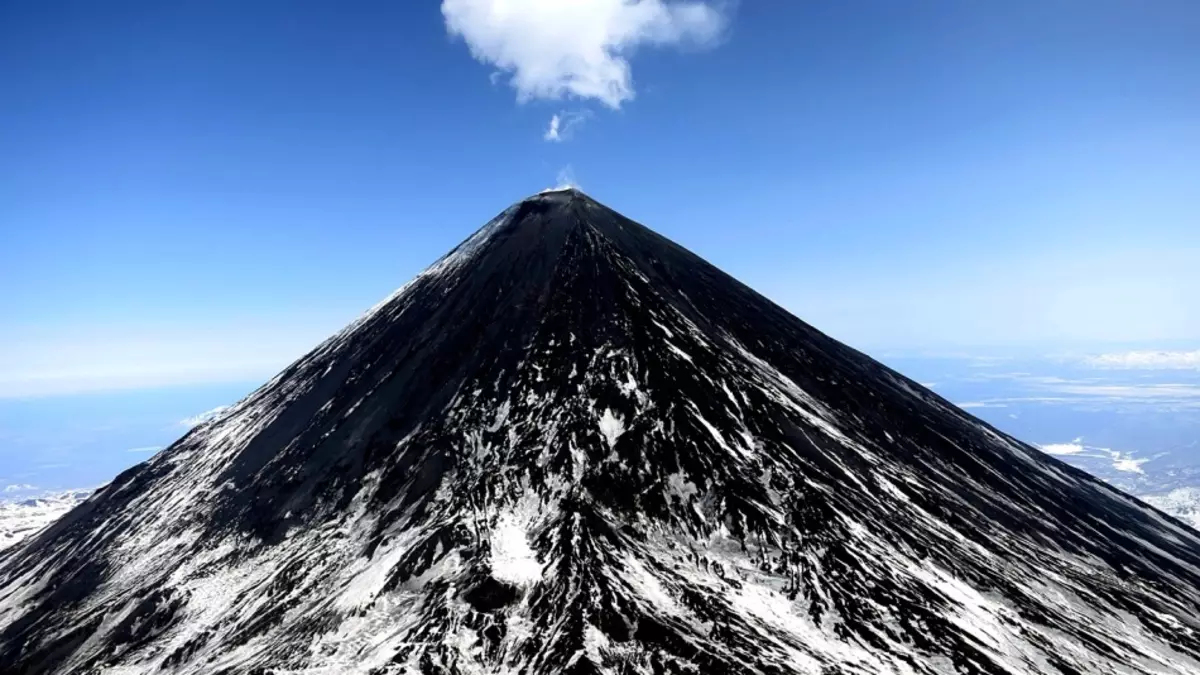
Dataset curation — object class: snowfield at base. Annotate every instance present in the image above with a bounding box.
[0,489,93,552]
[1143,488,1200,530]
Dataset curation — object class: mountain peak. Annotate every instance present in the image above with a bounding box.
[537,184,584,196]
[526,185,596,214]
[2,195,1199,674]
[530,185,603,211]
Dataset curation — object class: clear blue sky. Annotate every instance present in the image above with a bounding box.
[2,0,1198,398]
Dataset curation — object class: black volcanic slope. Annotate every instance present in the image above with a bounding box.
[2,189,1200,674]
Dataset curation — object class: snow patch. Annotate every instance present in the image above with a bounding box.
[622,554,684,616]
[491,512,543,586]
[598,408,625,449]
[666,342,693,363]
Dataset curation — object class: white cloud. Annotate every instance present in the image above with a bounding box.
[180,406,231,428]
[1052,383,1200,399]
[955,401,1008,409]
[126,446,164,454]
[1040,438,1084,455]
[1112,456,1148,474]
[1098,448,1151,474]
[544,109,592,142]
[544,114,561,140]
[1087,349,1200,370]
[442,0,728,108]
[3,484,36,493]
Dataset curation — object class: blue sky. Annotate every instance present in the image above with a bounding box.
[2,0,1198,398]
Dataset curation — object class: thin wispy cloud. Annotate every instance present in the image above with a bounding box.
[1052,383,1200,399]
[543,110,592,142]
[1039,438,1084,455]
[955,401,1008,409]
[545,114,561,141]
[554,165,580,190]
[126,446,164,454]
[3,484,37,493]
[442,0,729,109]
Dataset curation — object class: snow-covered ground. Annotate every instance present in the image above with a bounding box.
[0,489,93,552]
[3,478,1194,561]
[1142,488,1200,530]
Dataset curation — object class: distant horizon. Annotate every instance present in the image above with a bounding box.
[3,183,1197,399]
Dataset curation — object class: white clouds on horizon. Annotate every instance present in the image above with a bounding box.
[442,0,728,109]
[1052,383,1200,399]
[943,367,1200,412]
[955,401,1008,409]
[1087,349,1200,370]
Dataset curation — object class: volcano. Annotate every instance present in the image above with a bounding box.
[2,188,1199,674]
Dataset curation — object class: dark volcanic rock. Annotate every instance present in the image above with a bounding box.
[2,188,1200,674]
